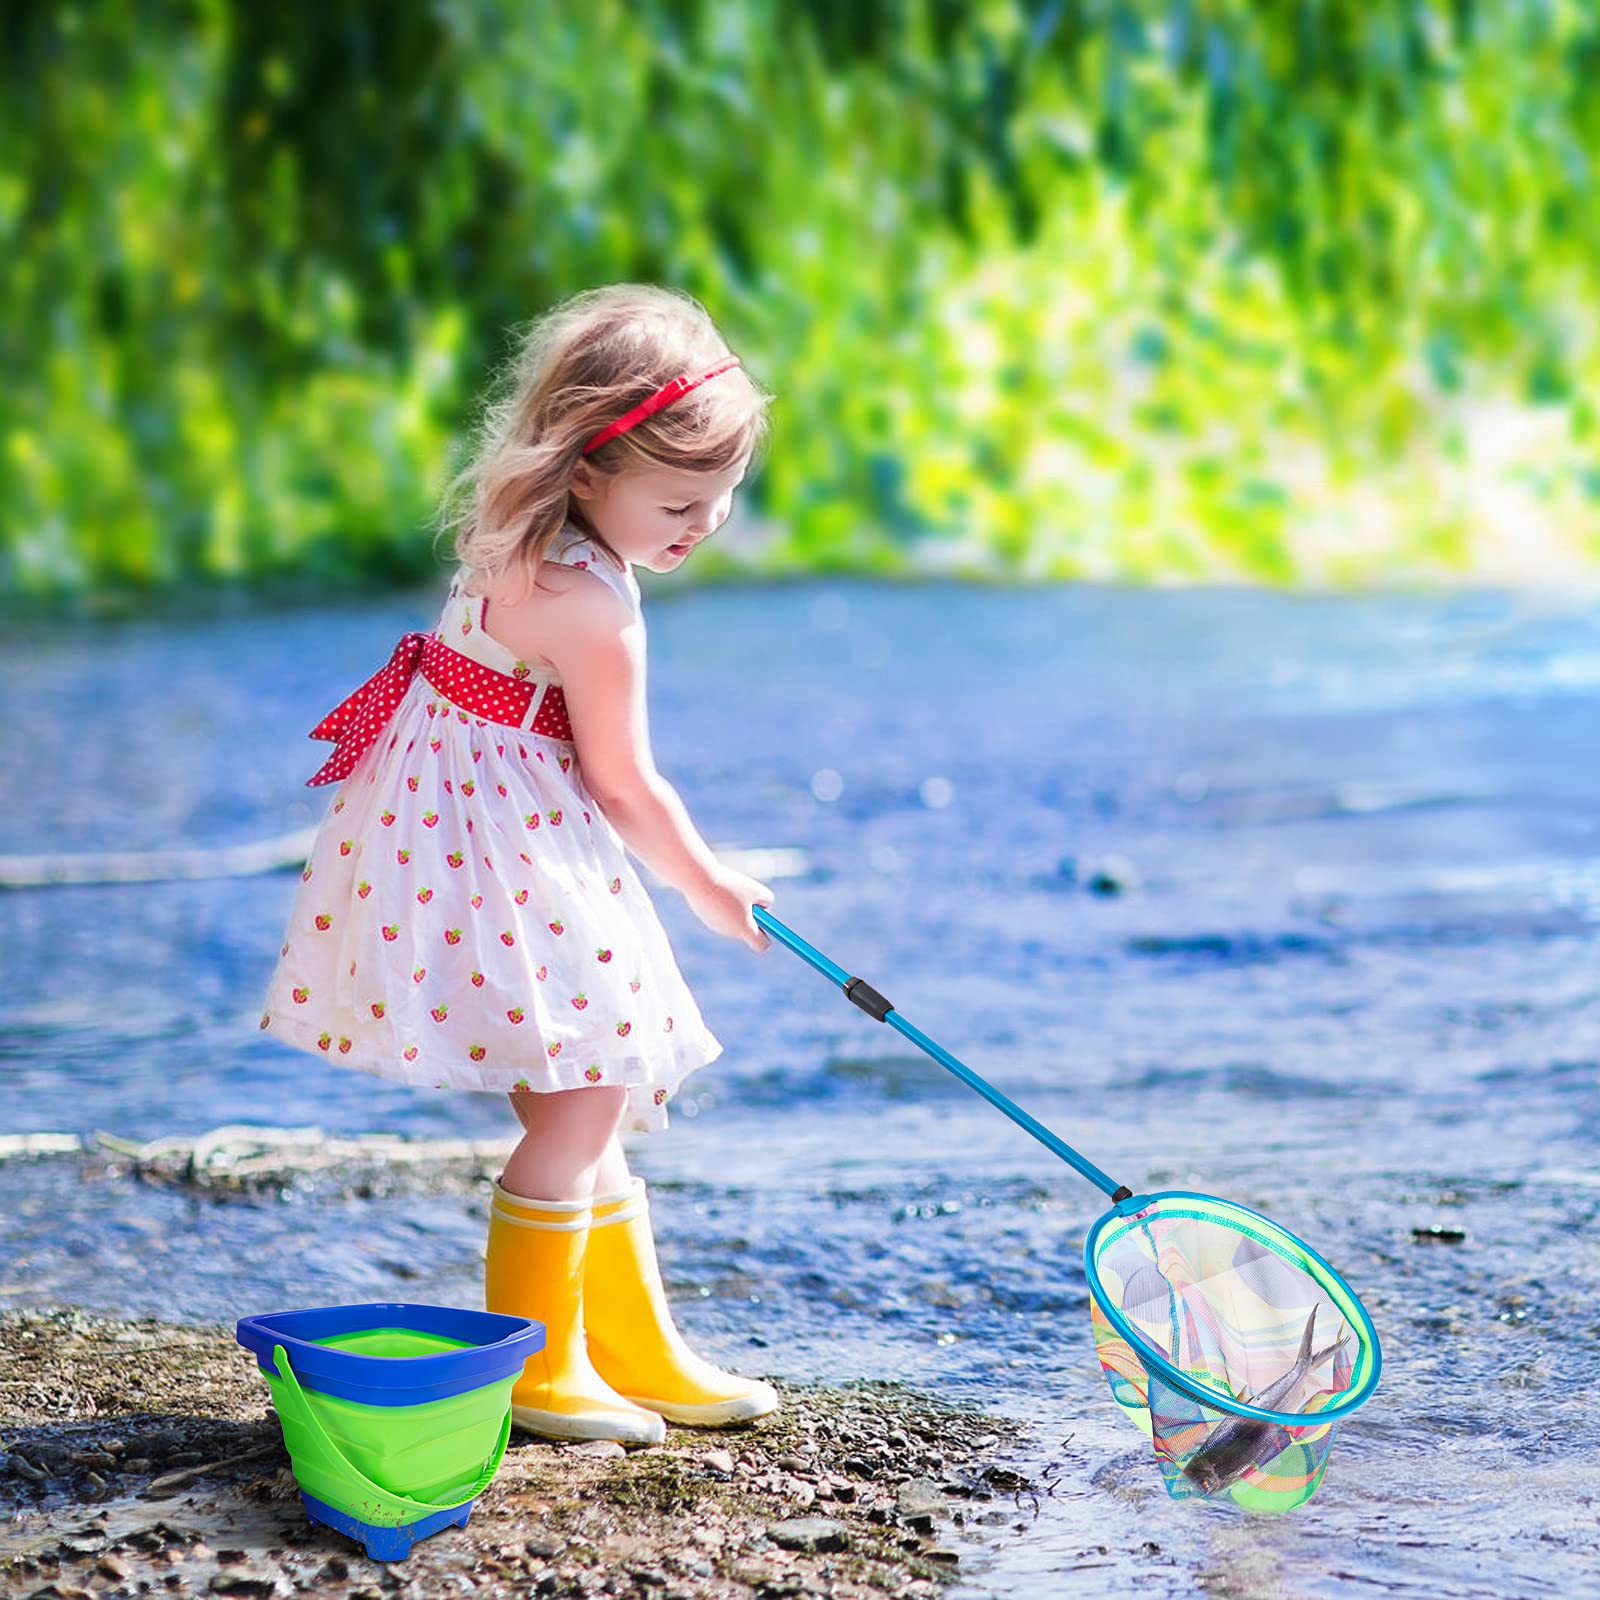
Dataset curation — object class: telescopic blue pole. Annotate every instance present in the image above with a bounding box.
[752,905,1130,1203]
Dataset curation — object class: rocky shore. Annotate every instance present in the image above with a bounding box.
[1,1309,1035,1599]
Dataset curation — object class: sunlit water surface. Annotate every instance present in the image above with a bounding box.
[3,578,1597,1597]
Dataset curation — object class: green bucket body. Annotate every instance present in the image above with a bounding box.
[261,1329,514,1524]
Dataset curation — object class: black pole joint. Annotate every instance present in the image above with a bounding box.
[1110,1185,1134,1204]
[843,977,893,1023]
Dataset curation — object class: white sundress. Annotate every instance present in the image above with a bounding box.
[257,525,724,1133]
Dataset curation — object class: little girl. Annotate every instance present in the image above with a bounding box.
[258,283,778,1445]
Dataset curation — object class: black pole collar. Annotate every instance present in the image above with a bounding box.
[843,977,893,1023]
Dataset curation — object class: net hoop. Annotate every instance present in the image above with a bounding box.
[1084,1189,1383,1427]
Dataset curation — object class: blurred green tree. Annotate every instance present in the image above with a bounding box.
[2,0,1596,605]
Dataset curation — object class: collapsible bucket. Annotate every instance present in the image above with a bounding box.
[236,1302,545,1560]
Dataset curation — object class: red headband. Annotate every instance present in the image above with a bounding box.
[579,356,742,456]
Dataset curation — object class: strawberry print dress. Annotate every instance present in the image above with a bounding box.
[257,524,724,1133]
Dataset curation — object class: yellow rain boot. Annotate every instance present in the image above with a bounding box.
[484,1179,666,1444]
[585,1177,780,1426]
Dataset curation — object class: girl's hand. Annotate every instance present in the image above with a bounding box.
[687,866,774,952]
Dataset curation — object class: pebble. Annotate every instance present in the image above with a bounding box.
[209,1571,278,1597]
[701,1449,735,1475]
[57,1534,109,1559]
[562,1439,625,1460]
[112,1524,189,1555]
[766,1517,848,1553]
[896,1472,940,1510]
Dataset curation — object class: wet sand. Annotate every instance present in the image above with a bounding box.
[1,1308,1035,1600]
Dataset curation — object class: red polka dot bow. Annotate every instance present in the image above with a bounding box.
[305,630,571,786]
[306,632,433,787]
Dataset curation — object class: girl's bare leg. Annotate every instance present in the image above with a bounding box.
[502,1085,628,1201]
[593,1132,632,1195]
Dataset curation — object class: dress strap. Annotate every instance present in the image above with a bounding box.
[547,526,640,612]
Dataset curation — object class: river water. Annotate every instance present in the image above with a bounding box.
[3,575,1597,1597]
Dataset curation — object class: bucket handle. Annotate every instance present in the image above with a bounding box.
[271,1343,512,1519]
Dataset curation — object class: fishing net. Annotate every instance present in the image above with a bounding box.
[1086,1192,1381,1512]
[750,905,1384,1513]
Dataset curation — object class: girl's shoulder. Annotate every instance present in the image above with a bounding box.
[476,527,632,599]
[473,527,638,675]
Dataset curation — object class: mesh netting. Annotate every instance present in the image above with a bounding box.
[1086,1193,1379,1512]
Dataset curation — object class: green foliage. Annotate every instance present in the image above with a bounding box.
[2,0,1597,603]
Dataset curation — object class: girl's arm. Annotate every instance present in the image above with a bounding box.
[494,570,723,899]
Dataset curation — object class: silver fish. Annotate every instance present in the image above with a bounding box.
[1180,1305,1350,1495]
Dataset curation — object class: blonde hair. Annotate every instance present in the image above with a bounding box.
[435,284,771,601]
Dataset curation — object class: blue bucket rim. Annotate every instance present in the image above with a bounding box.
[235,1301,545,1408]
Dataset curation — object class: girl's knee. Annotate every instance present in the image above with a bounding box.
[509,1083,627,1136]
